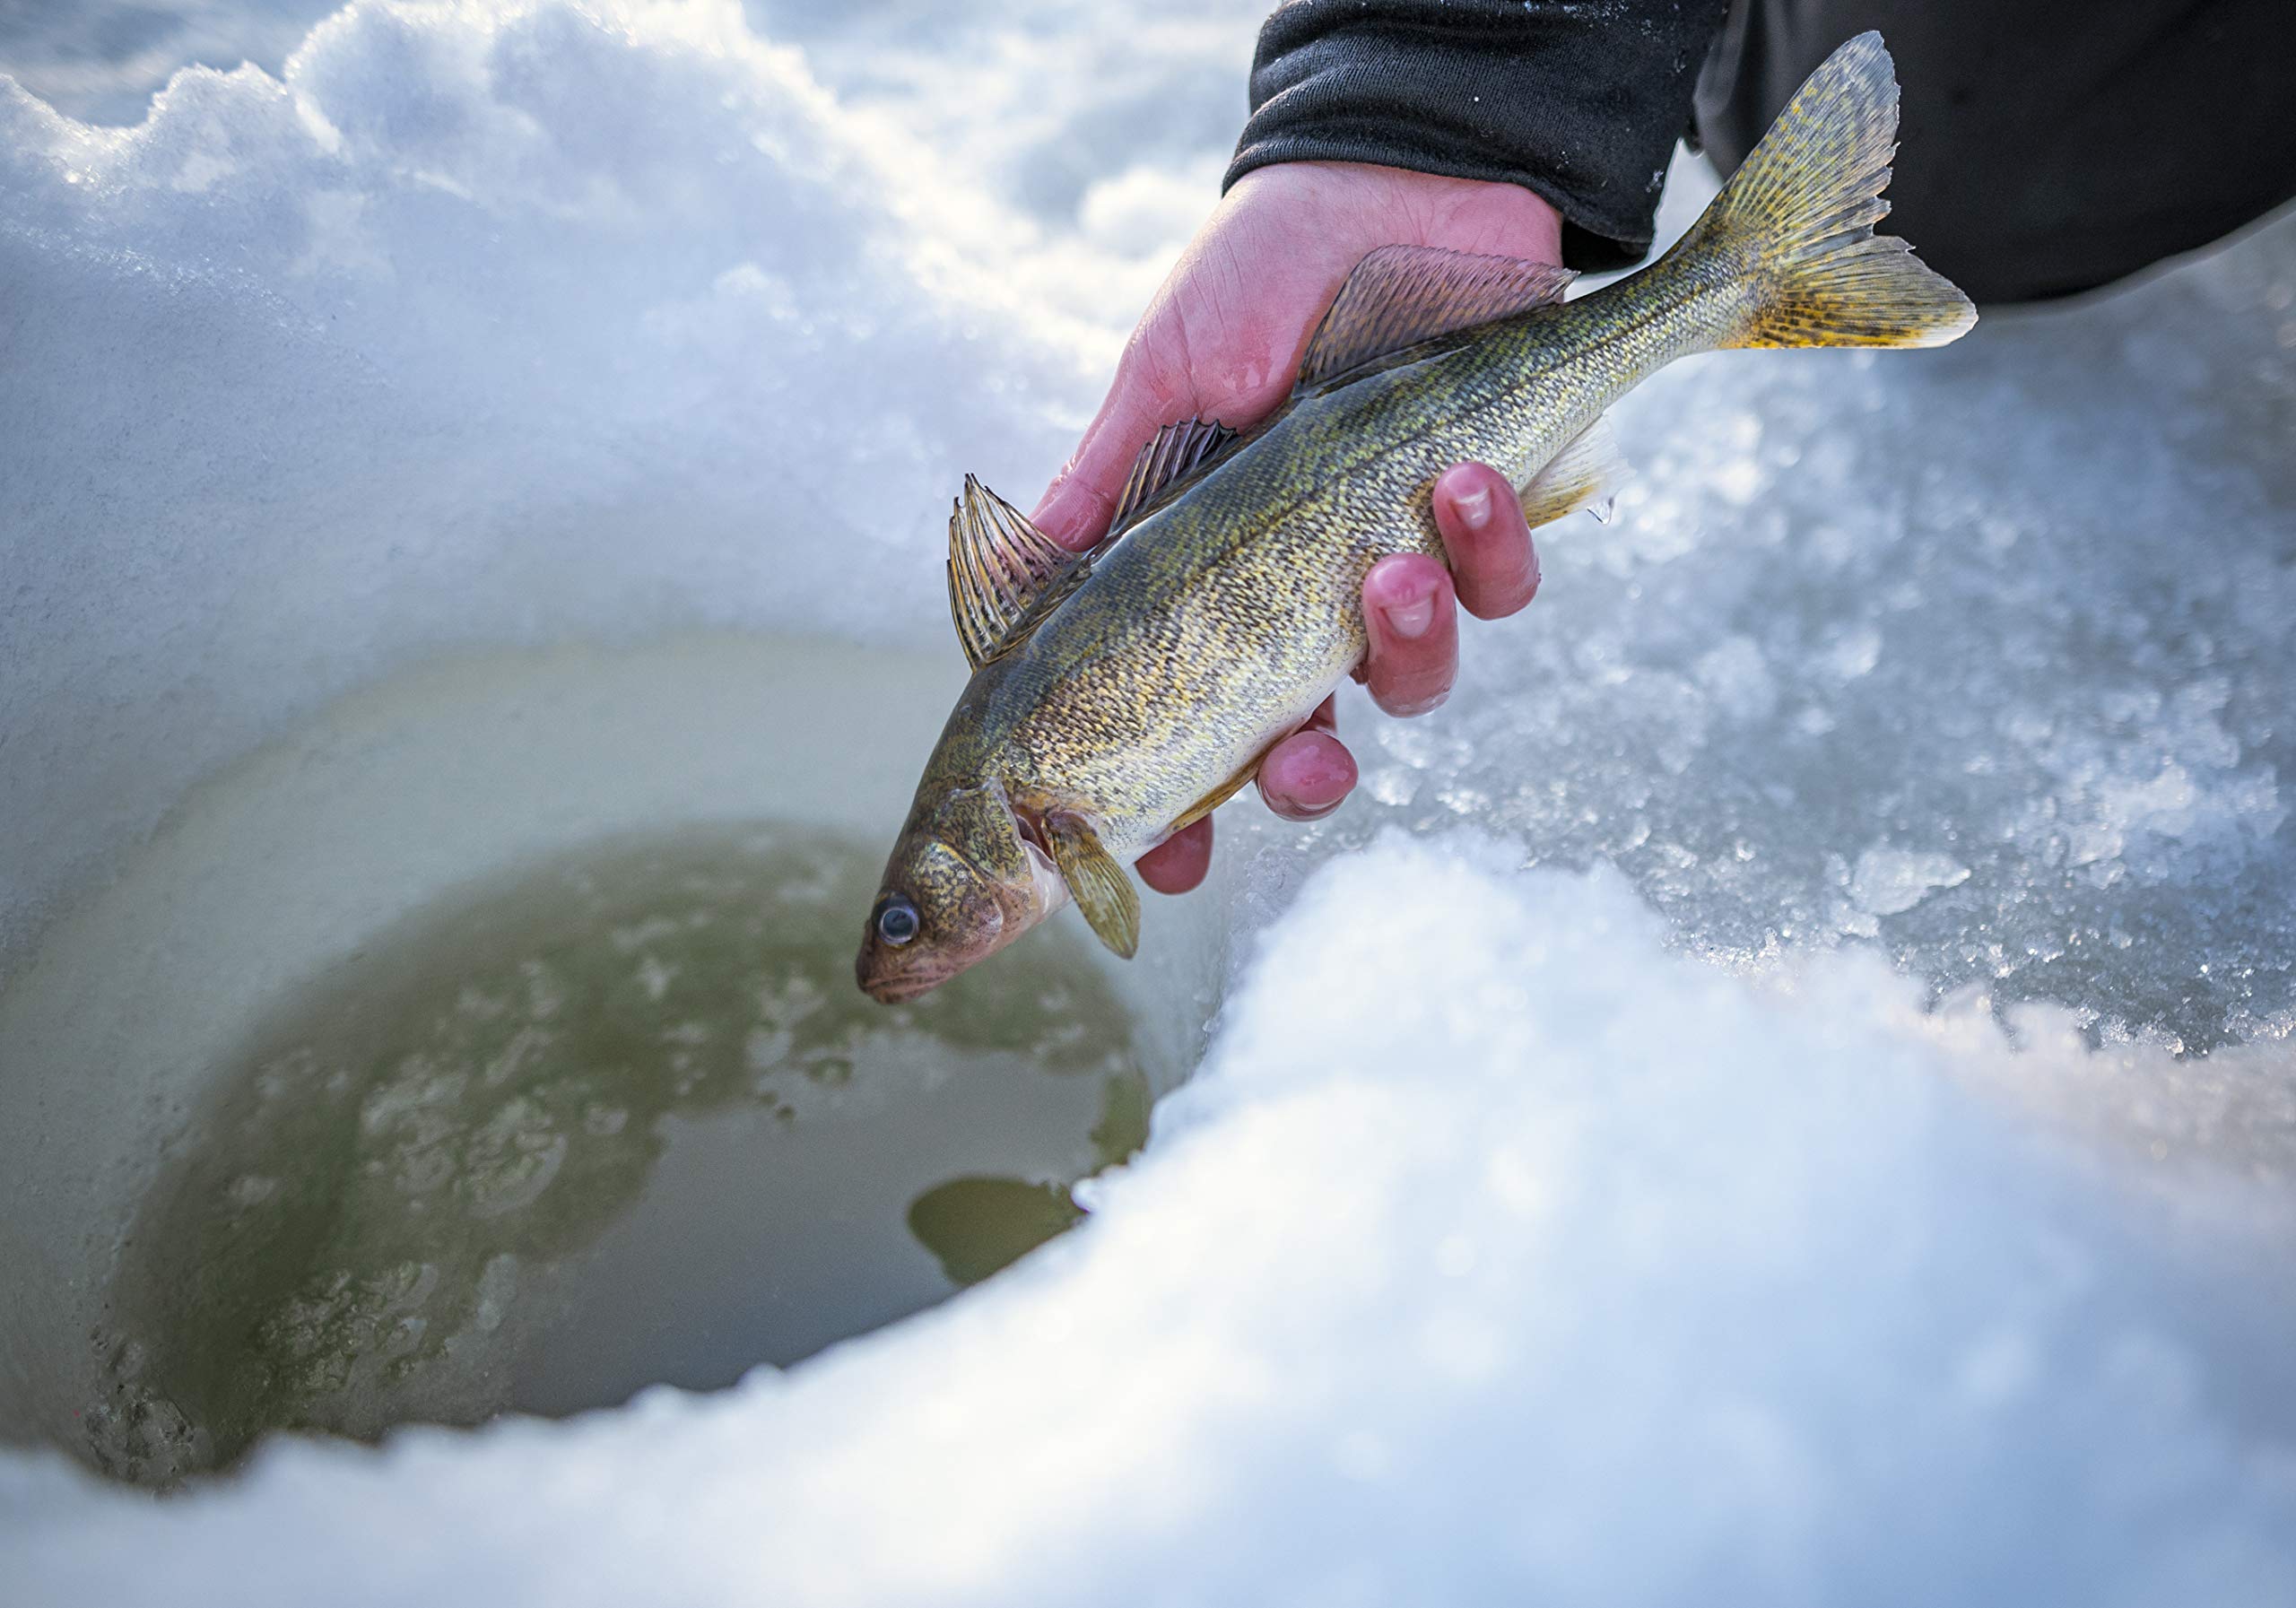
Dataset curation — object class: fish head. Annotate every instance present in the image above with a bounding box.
[857,782,1065,1003]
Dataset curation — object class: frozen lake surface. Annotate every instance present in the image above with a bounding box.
[4,1,2295,1602]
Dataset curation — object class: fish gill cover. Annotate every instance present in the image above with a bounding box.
[3,0,2296,1602]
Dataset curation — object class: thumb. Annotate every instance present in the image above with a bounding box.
[1030,341,1193,552]
[1031,240,1313,551]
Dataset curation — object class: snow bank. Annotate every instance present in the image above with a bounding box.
[8,840,2296,1604]
[0,0,347,125]
[0,0,1243,956]
[5,0,2296,1600]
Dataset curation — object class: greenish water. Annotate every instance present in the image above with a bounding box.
[84,823,1150,1485]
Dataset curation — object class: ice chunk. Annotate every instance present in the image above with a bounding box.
[1850,847,1972,917]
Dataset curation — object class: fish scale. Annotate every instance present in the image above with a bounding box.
[857,31,1975,1001]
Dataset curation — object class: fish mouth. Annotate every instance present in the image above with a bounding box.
[856,953,951,1005]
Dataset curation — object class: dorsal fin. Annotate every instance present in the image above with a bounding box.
[1297,246,1578,391]
[946,475,1078,669]
[1108,417,1241,535]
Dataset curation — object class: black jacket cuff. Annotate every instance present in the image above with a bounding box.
[1226,0,1732,271]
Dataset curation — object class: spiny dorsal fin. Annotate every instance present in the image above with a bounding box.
[1517,414,1635,529]
[947,475,1077,669]
[1298,246,1578,392]
[1042,813,1138,959]
[1108,417,1240,535]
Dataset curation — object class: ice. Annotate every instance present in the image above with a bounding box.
[1296,259,2296,1046]
[1849,847,1970,917]
[5,0,2296,1599]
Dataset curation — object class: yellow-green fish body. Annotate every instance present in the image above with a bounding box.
[858,32,1974,1001]
[988,300,1686,853]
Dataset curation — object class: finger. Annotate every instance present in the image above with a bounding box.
[1031,385,1161,552]
[1137,816,1214,895]
[1028,320,1254,552]
[1432,462,1541,620]
[1361,553,1459,717]
[1257,727,1357,821]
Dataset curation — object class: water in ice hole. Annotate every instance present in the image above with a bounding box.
[86,823,1152,1486]
[0,628,1204,1489]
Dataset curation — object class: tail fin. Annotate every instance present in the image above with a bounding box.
[1682,31,1976,350]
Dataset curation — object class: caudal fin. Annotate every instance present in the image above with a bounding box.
[1683,31,1976,350]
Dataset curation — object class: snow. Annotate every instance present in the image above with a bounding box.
[4,0,2296,1600]
[0,0,1227,960]
[9,845,2296,1602]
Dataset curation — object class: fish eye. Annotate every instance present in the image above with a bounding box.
[874,893,921,947]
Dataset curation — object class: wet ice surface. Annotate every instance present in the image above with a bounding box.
[4,0,2296,1600]
[90,825,1149,1485]
[1315,269,2296,1056]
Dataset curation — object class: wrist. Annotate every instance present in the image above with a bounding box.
[1227,161,1565,265]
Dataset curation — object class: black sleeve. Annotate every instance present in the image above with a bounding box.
[1225,0,1735,271]
[1694,0,2296,302]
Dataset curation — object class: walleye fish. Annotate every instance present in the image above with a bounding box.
[857,31,1973,1003]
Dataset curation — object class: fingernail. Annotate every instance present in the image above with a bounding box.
[1382,588,1435,639]
[1454,482,1492,531]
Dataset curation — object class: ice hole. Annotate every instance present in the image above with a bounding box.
[0,634,1225,1486]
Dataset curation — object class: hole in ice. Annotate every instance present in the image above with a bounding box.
[79,824,1152,1488]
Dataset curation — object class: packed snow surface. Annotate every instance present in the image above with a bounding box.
[4,0,2296,1601]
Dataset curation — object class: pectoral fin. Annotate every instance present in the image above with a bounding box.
[1042,813,1139,960]
[1517,415,1634,528]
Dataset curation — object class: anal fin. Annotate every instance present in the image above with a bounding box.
[1169,758,1262,836]
[1517,415,1634,529]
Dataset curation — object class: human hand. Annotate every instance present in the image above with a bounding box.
[1031,161,1560,893]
